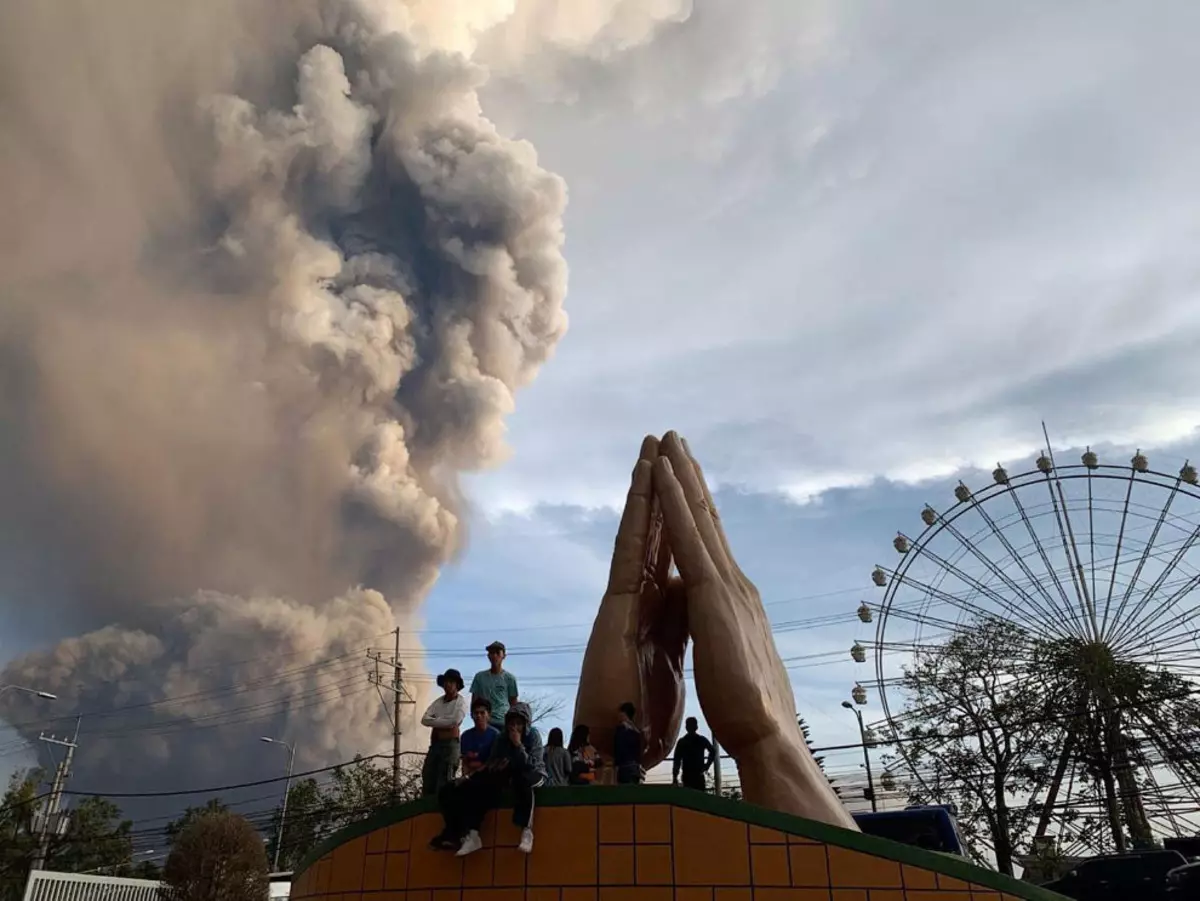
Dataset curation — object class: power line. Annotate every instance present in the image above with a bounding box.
[62,754,393,799]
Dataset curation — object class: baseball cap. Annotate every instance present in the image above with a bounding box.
[485,641,506,654]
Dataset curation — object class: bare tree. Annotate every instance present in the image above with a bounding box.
[521,692,566,725]
[161,811,268,901]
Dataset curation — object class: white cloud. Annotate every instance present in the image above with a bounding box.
[460,0,1200,518]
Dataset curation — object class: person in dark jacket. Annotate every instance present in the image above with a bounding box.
[431,701,546,856]
[613,701,644,785]
[672,717,716,790]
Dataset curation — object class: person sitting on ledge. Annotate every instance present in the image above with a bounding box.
[431,701,546,856]
[567,724,598,785]
[459,697,499,777]
[543,727,571,786]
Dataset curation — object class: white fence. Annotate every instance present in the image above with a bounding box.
[22,870,160,901]
[22,871,291,901]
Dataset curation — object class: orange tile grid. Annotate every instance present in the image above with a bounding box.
[289,800,1055,901]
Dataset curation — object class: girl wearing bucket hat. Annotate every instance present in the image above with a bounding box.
[420,668,469,796]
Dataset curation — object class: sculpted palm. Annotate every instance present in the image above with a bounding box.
[576,432,857,830]
[573,435,688,767]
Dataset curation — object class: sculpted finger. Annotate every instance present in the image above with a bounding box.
[681,436,737,569]
[654,456,718,587]
[606,437,658,595]
[661,432,730,573]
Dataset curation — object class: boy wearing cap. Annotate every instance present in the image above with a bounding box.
[469,641,519,729]
[420,668,469,797]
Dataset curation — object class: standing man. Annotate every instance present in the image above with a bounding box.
[470,641,519,730]
[672,717,716,791]
[614,702,644,785]
[420,668,469,796]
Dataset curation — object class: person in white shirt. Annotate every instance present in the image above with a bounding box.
[421,668,469,796]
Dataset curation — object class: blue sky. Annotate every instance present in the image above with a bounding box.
[404,0,1200,787]
[6,0,1200,804]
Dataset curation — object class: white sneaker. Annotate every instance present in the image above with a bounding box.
[518,828,534,854]
[456,831,483,857]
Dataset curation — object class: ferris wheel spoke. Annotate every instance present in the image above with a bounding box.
[1099,467,1142,638]
[1102,473,1182,644]
[1107,524,1200,652]
[1034,729,1077,839]
[1088,472,1098,629]
[1006,486,1093,638]
[1110,572,1200,658]
[896,536,1064,638]
[1127,704,1200,795]
[963,493,1089,639]
[883,566,1042,634]
[1099,472,1137,643]
[928,516,1072,640]
[1039,462,1102,641]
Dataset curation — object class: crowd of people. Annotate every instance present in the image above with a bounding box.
[418,641,717,856]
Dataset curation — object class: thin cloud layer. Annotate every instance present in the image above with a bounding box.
[466,0,1200,515]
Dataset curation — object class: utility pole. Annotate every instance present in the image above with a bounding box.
[367,628,414,801]
[392,628,402,798]
[32,718,81,872]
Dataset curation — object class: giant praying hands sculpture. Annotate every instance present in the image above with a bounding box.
[574,432,858,830]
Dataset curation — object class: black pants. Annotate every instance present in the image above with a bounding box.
[616,763,643,785]
[438,769,537,840]
[680,770,706,791]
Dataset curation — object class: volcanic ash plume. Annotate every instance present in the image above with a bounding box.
[0,0,568,783]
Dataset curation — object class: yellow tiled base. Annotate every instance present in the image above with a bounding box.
[289,789,1061,901]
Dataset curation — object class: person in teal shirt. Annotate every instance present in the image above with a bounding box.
[470,641,519,728]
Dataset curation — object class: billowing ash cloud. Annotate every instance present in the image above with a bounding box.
[0,0,577,784]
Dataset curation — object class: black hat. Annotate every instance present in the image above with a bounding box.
[485,640,506,654]
[436,668,464,690]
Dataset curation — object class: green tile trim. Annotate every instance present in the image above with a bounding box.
[293,785,1068,900]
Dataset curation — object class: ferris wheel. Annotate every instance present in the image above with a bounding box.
[855,436,1200,858]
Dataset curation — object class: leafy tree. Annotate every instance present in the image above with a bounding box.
[0,769,43,901]
[131,859,163,880]
[266,755,422,870]
[322,756,394,830]
[1031,636,1200,852]
[0,770,139,896]
[165,798,230,847]
[266,778,323,872]
[161,811,268,901]
[882,617,1059,875]
[49,796,134,876]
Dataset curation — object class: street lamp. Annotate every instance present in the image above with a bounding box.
[841,700,877,813]
[260,737,296,873]
[0,685,57,700]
